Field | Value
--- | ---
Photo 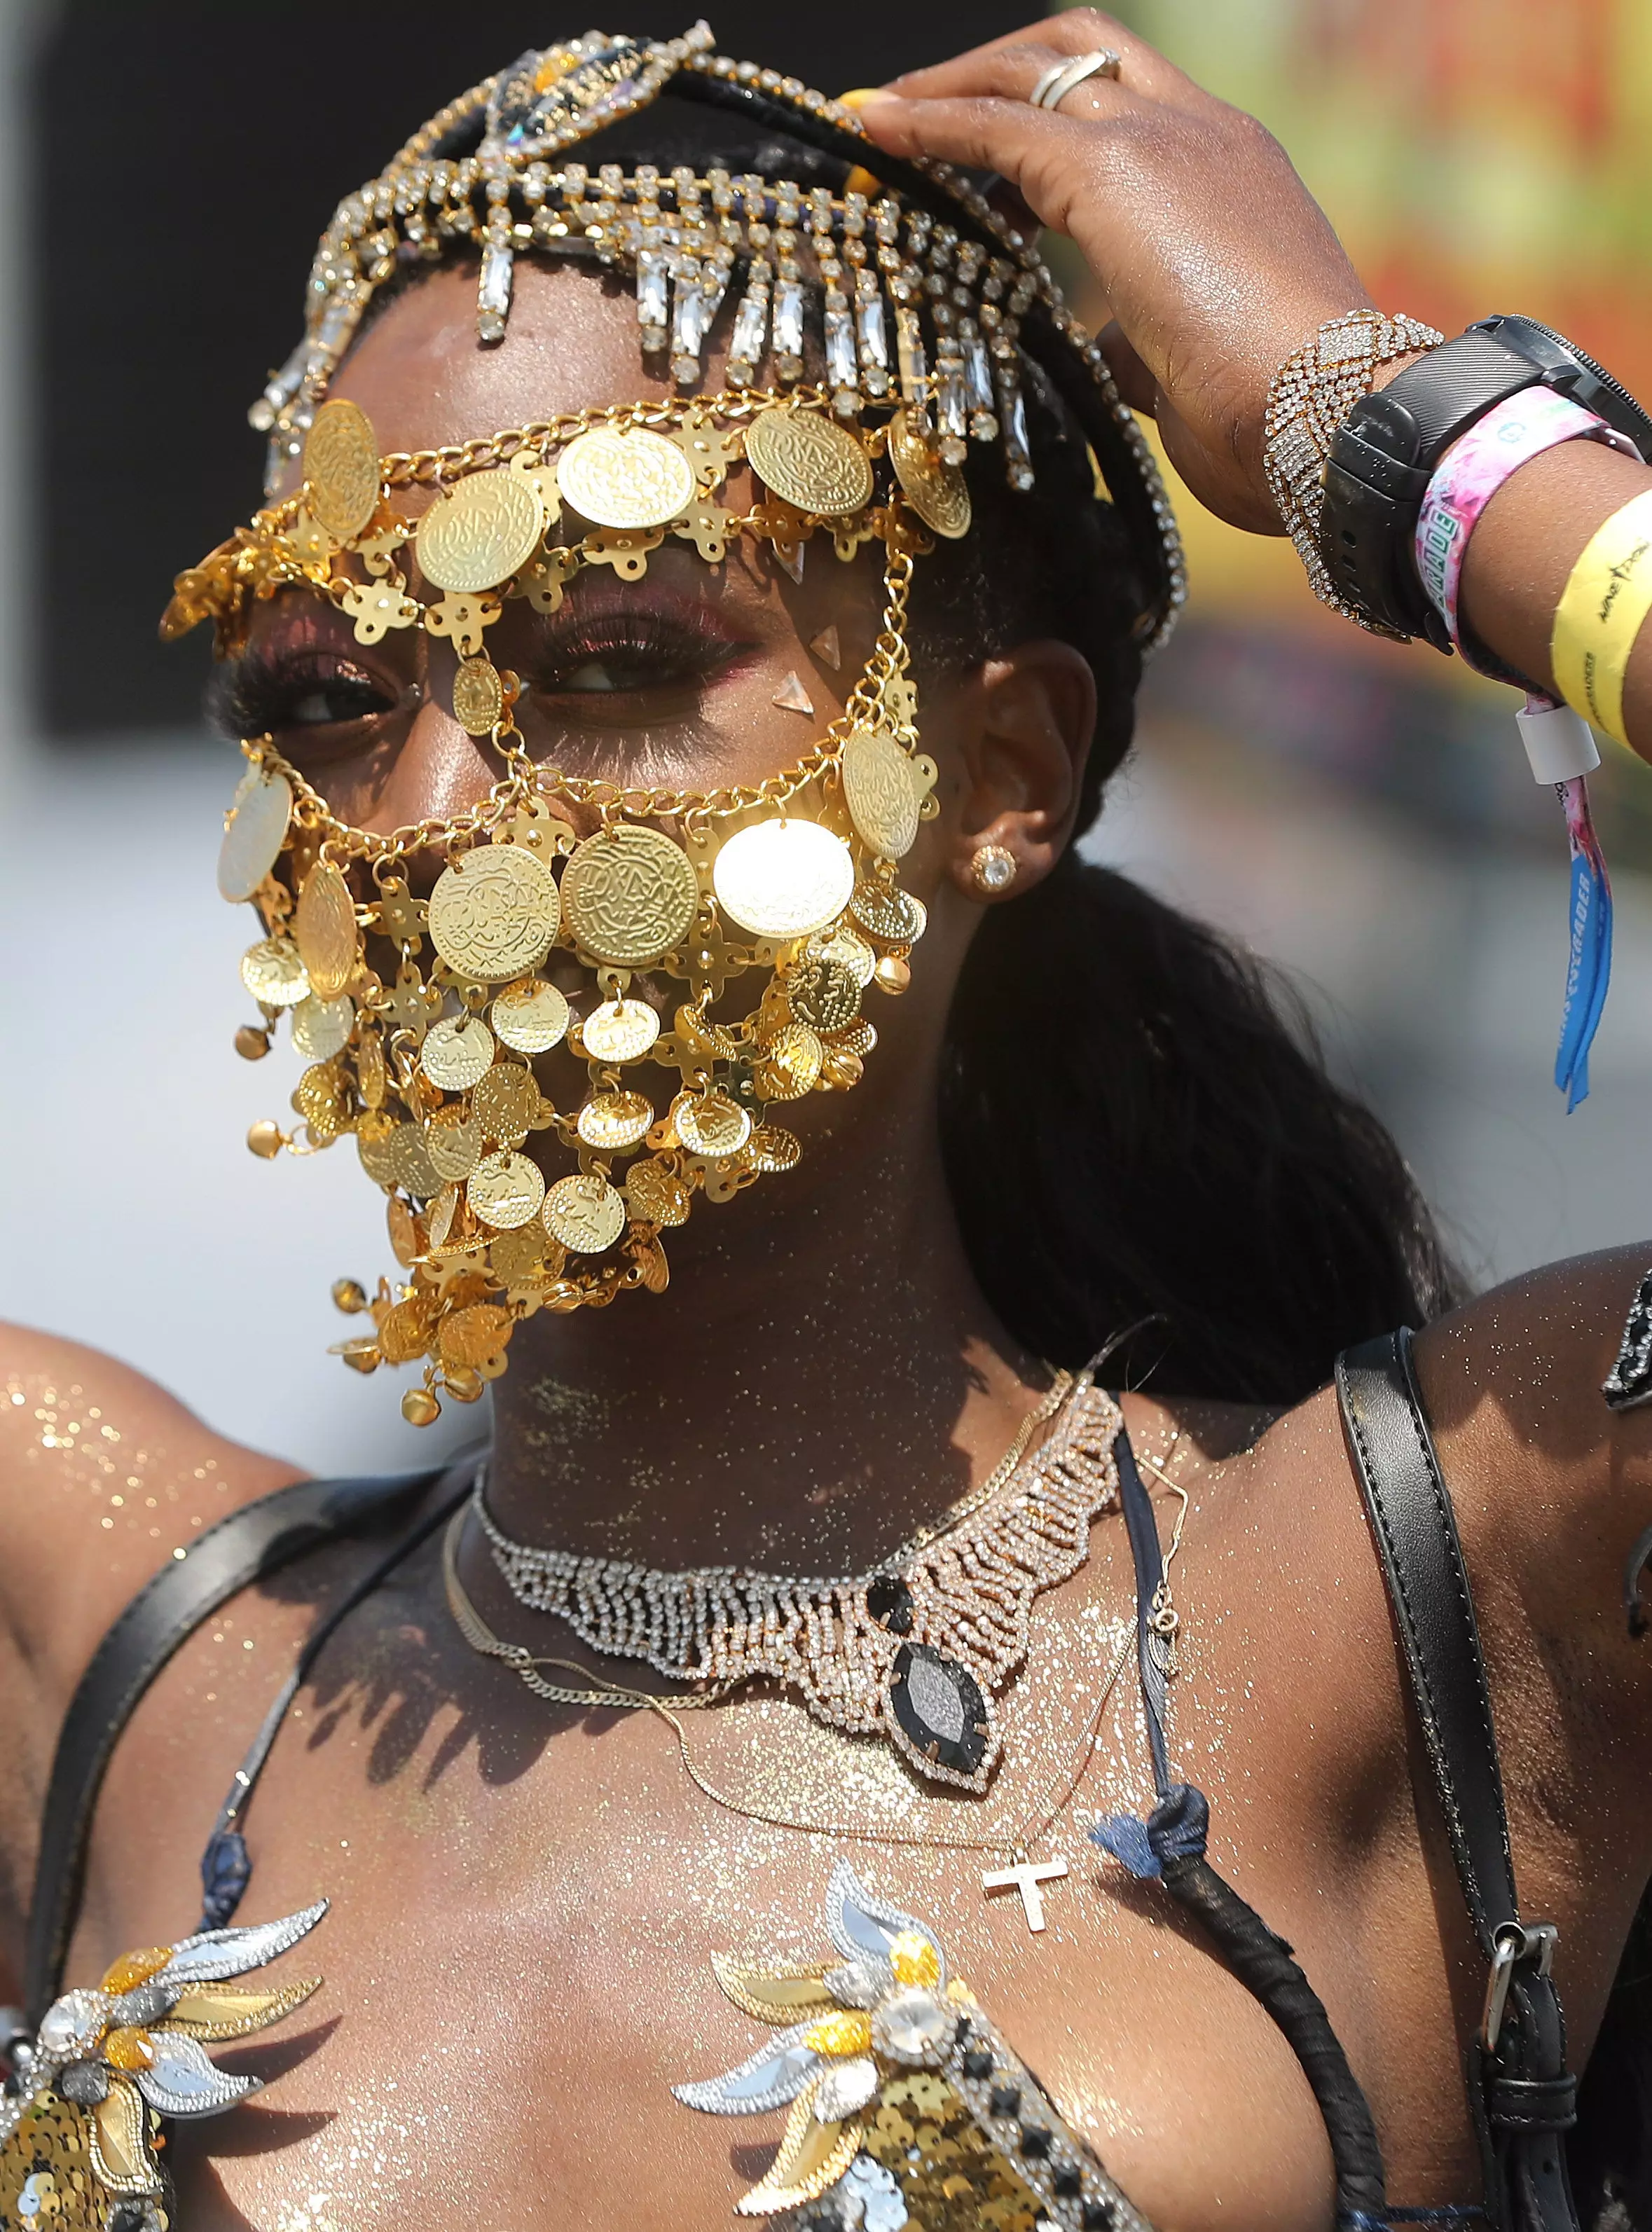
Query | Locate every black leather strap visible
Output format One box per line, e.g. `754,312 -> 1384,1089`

1337,1330 -> 1581,2232
24,1461 -> 459,2024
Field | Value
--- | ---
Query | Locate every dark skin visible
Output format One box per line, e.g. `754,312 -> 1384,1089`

2,18 -> 1651,2228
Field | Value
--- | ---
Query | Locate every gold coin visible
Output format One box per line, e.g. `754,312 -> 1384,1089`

468,1150 -> 546,1229
744,406 -> 874,517
427,843 -> 560,982
556,425 -> 696,530
355,1111 -> 399,1184
386,1123 -> 441,1199
303,397 -> 383,546
387,1195 -> 423,1269
492,977 -> 570,1054
888,406 -> 972,539
218,766 -> 292,902
439,1302 -> 516,1370
378,1295 -> 434,1364
293,1060 -> 351,1140
713,818 -> 855,939
489,1224 -> 563,1284
581,996 -> 660,1063
294,857 -> 359,999
453,655 -> 505,737
543,1171 -> 627,1253
241,935 -> 309,1008
849,881 -> 928,945
472,1060 -> 540,1145
560,824 -> 699,967
291,991 -> 355,1061
748,1123 -> 802,1173
755,1021 -> 822,1101
416,469 -> 545,593
841,728 -> 920,861
426,1105 -> 483,1182
807,923 -> 877,990
786,953 -> 860,1032
673,1089 -> 752,1159
576,1089 -> 654,1152
623,1155 -> 692,1227
420,1014 -> 496,1091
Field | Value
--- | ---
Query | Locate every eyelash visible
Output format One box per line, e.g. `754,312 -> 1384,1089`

210,650 -> 394,739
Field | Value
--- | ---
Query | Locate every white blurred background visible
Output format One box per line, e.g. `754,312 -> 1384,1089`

4,3 -> 1651,1478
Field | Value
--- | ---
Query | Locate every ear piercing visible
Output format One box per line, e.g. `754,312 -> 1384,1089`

971,845 -> 1017,894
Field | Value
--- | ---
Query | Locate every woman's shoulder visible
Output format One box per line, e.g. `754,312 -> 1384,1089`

0,1321 -> 304,1700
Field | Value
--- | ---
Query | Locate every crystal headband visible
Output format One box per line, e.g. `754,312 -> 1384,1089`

247,22 -> 1185,652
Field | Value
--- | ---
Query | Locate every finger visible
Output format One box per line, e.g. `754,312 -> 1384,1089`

1095,322 -> 1158,417
883,12 -> 1195,108
855,92 -> 1119,235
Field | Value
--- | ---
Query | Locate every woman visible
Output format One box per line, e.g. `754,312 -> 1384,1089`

2,16 -> 1648,2232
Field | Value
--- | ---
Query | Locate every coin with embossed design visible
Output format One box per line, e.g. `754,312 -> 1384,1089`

294,857 -> 359,998
557,426 -> 696,530
673,1089 -> 752,1159
744,406 -> 874,517
713,818 -> 854,939
472,1061 -> 540,1145
888,407 -> 972,539
849,881 -> 928,946
747,1124 -> 802,1173
452,656 -> 505,737
420,1014 -> 496,1091
386,1124 -> 441,1199
416,470 -> 545,593
786,953 -> 860,1032
427,845 -> 560,982
755,1022 -> 822,1101
303,398 -> 383,546
467,1150 -> 546,1230
807,923 -> 877,989
426,1105 -> 483,1181
492,977 -> 569,1054
581,997 -> 661,1063
241,936 -> 309,1008
841,728 -> 920,860
560,825 -> 698,967
576,1089 -> 654,1152
291,992 -> 354,1061
623,1155 -> 692,1227
219,767 -> 292,902
543,1171 -> 627,1253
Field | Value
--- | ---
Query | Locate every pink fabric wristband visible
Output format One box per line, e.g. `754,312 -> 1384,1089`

1415,386 -> 1641,666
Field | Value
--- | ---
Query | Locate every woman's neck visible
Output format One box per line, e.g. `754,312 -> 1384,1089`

483,1101 -> 1052,1576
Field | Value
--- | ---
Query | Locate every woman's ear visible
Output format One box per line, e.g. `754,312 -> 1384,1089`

944,640 -> 1096,902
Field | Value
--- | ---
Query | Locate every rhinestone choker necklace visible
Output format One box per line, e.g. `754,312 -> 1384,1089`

471,1374 -> 1121,1791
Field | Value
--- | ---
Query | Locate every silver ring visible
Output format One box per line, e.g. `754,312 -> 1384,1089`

1027,48 -> 1122,111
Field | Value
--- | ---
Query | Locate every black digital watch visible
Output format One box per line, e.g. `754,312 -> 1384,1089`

1319,315 -> 1652,649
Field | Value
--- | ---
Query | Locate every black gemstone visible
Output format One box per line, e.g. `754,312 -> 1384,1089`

962,2048 -> 993,2081
886,1643 -> 989,1775
1082,2203 -> 1117,2230
989,2083 -> 1021,2118
1019,2126 -> 1052,2160
1053,2165 -> 1083,2198
866,1573 -> 914,1634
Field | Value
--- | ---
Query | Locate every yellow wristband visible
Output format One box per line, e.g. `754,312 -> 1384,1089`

1551,485 -> 1652,748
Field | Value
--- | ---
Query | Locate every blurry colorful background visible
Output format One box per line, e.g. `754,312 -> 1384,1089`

3,1 -> 1650,1472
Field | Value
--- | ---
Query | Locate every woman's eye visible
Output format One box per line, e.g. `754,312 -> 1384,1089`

532,620 -> 741,698
284,674 -> 394,726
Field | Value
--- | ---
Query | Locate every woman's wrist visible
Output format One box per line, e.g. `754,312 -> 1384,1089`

1459,441 -> 1652,752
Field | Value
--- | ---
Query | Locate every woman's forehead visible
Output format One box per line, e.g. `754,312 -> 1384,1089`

326,261 -> 670,460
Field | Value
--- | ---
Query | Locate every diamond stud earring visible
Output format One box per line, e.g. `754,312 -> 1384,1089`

970,844 -> 1017,895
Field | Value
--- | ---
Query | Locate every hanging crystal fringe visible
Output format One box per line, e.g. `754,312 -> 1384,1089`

998,356 -> 1034,490
247,338 -> 309,434
772,277 -> 805,383
476,242 -> 514,344
960,320 -> 998,441
855,282 -> 889,397
935,342 -> 969,464
728,261 -> 770,387
895,307 -> 930,431
826,301 -> 859,417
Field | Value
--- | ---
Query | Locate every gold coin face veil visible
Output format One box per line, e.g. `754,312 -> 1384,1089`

164,24 -> 1185,1424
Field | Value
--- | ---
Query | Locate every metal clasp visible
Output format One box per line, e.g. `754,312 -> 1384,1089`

1480,1920 -> 1559,2054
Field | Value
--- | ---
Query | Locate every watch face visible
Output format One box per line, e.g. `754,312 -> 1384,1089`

1478,313 -> 1652,455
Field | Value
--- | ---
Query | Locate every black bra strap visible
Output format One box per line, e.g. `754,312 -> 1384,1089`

1337,1330 -> 1581,2232
24,1459 -> 466,2024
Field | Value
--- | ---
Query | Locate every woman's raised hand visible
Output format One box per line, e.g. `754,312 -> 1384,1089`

858,12 -> 1376,533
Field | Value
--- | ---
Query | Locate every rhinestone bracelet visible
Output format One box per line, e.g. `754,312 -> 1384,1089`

1263,308 -> 1443,632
